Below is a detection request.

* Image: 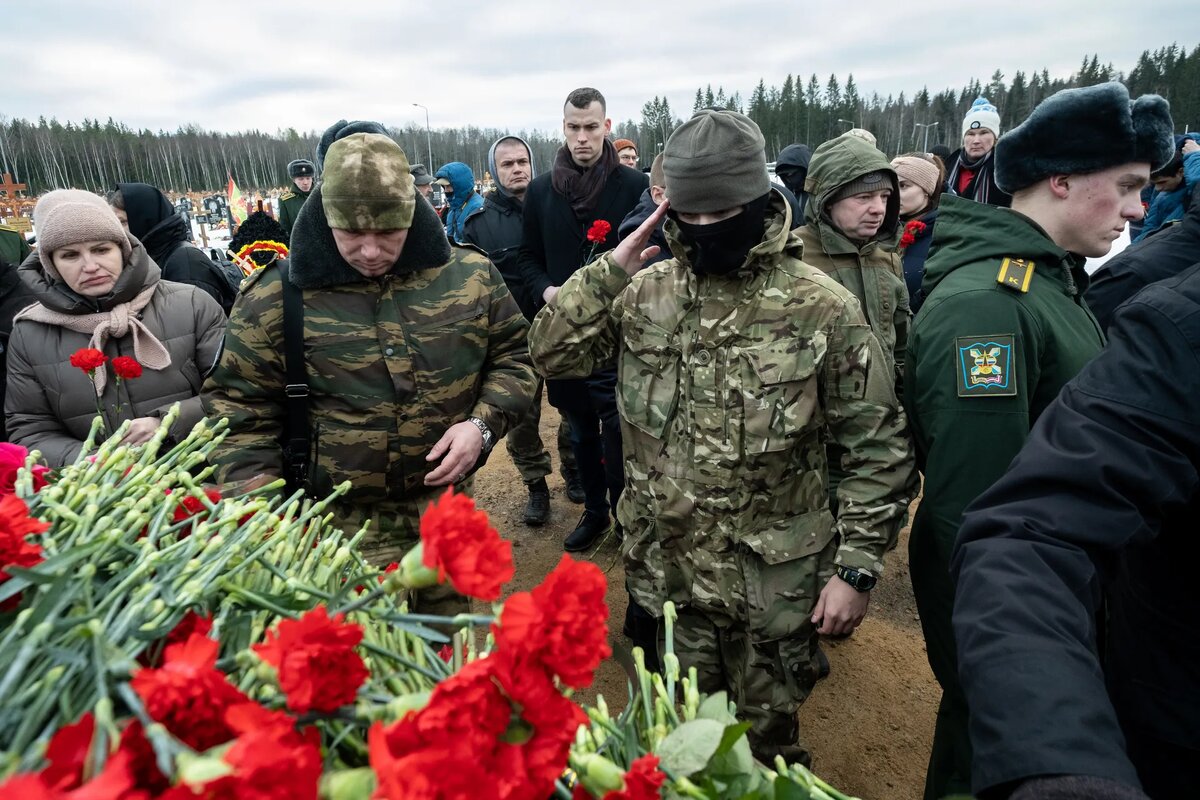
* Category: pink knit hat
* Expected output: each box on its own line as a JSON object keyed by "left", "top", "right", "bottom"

{"left": 891, "top": 156, "right": 942, "bottom": 199}
{"left": 33, "top": 189, "right": 133, "bottom": 275}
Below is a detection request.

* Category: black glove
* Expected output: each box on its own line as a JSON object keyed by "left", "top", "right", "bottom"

{"left": 1010, "top": 776, "right": 1149, "bottom": 800}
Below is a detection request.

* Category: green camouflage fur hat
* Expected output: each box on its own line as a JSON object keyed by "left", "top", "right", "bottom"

{"left": 321, "top": 133, "right": 416, "bottom": 230}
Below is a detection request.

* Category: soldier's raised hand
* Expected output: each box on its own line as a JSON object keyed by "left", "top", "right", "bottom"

{"left": 611, "top": 200, "right": 670, "bottom": 277}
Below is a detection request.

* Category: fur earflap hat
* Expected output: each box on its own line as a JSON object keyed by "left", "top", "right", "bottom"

{"left": 33, "top": 189, "right": 132, "bottom": 274}
{"left": 995, "top": 82, "right": 1174, "bottom": 193}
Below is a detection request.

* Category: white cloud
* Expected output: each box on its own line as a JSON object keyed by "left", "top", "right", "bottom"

{"left": 7, "top": 0, "right": 1197, "bottom": 137}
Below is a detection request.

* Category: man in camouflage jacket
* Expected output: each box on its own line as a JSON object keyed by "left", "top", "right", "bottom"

{"left": 203, "top": 125, "right": 537, "bottom": 575}
{"left": 530, "top": 111, "right": 916, "bottom": 765}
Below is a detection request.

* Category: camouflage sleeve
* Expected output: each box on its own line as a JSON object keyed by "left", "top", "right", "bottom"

{"left": 201, "top": 269, "right": 287, "bottom": 483}
{"left": 528, "top": 253, "right": 628, "bottom": 379}
{"left": 824, "top": 300, "right": 918, "bottom": 576}
{"left": 152, "top": 287, "right": 227, "bottom": 440}
{"left": 469, "top": 262, "right": 538, "bottom": 439}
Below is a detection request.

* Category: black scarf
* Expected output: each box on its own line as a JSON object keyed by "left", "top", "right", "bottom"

{"left": 947, "top": 149, "right": 997, "bottom": 205}
{"left": 669, "top": 194, "right": 771, "bottom": 276}
{"left": 551, "top": 139, "right": 619, "bottom": 222}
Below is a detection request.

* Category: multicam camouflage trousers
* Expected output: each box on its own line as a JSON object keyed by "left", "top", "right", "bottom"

{"left": 674, "top": 607, "right": 821, "bottom": 767}
{"left": 506, "top": 381, "right": 577, "bottom": 484}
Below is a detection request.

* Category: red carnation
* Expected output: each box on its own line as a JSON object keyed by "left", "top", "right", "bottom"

{"left": 494, "top": 555, "right": 611, "bottom": 688}
{"left": 69, "top": 348, "right": 108, "bottom": 374}
{"left": 130, "top": 632, "right": 250, "bottom": 751}
{"left": 0, "top": 774, "right": 59, "bottom": 798}
{"left": 586, "top": 219, "right": 612, "bottom": 244}
{"left": 253, "top": 605, "right": 368, "bottom": 714}
{"left": 140, "top": 611, "right": 214, "bottom": 667}
{"left": 0, "top": 443, "right": 50, "bottom": 495}
{"left": 419, "top": 488, "right": 514, "bottom": 601}
{"left": 111, "top": 356, "right": 143, "bottom": 380}
{"left": 496, "top": 658, "right": 588, "bottom": 796}
{"left": 182, "top": 704, "right": 321, "bottom": 800}
{"left": 38, "top": 712, "right": 94, "bottom": 791}
{"left": 606, "top": 755, "right": 668, "bottom": 800}
{"left": 0, "top": 493, "right": 50, "bottom": 610}
{"left": 899, "top": 219, "right": 927, "bottom": 251}
{"left": 171, "top": 488, "right": 224, "bottom": 524}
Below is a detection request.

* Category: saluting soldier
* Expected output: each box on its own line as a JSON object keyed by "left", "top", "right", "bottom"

{"left": 903, "top": 82, "right": 1175, "bottom": 800}
{"left": 531, "top": 110, "right": 916, "bottom": 766}
{"left": 277, "top": 158, "right": 316, "bottom": 237}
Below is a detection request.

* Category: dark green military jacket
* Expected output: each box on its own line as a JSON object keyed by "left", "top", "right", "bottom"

{"left": 905, "top": 195, "right": 1106, "bottom": 554}
{"left": 0, "top": 226, "right": 31, "bottom": 267}
{"left": 203, "top": 188, "right": 537, "bottom": 554}
{"left": 530, "top": 192, "right": 916, "bottom": 626}
{"left": 276, "top": 187, "right": 311, "bottom": 237}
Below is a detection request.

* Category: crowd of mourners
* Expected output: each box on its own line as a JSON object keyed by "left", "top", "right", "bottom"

{"left": 0, "top": 78, "right": 1197, "bottom": 800}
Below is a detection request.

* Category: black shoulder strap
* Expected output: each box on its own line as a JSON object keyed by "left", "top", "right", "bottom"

{"left": 279, "top": 263, "right": 310, "bottom": 493}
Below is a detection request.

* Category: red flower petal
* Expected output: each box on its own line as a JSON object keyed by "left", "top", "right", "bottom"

{"left": 419, "top": 488, "right": 514, "bottom": 601}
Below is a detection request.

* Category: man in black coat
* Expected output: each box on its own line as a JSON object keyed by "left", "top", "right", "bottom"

{"left": 952, "top": 261, "right": 1200, "bottom": 800}
{"left": 463, "top": 135, "right": 582, "bottom": 524}
{"left": 517, "top": 87, "right": 647, "bottom": 551}
{"left": 1086, "top": 182, "right": 1200, "bottom": 332}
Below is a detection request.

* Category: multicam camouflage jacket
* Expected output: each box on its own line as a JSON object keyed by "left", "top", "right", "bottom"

{"left": 203, "top": 189, "right": 537, "bottom": 557}
{"left": 529, "top": 191, "right": 917, "bottom": 625}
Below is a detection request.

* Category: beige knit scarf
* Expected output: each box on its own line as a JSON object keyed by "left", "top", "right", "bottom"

{"left": 14, "top": 284, "right": 172, "bottom": 395}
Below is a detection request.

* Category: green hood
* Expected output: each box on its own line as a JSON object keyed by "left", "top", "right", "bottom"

{"left": 923, "top": 195, "right": 1086, "bottom": 297}
{"left": 803, "top": 134, "right": 900, "bottom": 246}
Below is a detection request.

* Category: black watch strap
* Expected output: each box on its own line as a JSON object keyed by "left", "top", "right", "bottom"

{"left": 836, "top": 565, "right": 877, "bottom": 592}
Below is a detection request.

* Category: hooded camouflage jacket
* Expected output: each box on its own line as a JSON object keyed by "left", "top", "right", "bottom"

{"left": 799, "top": 135, "right": 908, "bottom": 388}
{"left": 529, "top": 191, "right": 916, "bottom": 625}
{"left": 203, "top": 188, "right": 537, "bottom": 552}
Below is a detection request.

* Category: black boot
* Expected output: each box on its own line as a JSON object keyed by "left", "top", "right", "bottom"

{"left": 561, "top": 464, "right": 586, "bottom": 505}
{"left": 522, "top": 478, "right": 550, "bottom": 527}
{"left": 564, "top": 511, "right": 609, "bottom": 552}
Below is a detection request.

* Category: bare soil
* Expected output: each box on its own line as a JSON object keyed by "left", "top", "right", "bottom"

{"left": 473, "top": 398, "right": 936, "bottom": 799}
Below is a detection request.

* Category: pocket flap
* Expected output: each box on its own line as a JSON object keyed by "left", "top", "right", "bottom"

{"left": 739, "top": 508, "right": 836, "bottom": 565}
{"left": 740, "top": 333, "right": 826, "bottom": 385}
{"left": 622, "top": 315, "right": 675, "bottom": 364}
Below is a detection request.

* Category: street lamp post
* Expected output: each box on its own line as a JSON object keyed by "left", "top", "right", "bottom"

{"left": 913, "top": 121, "right": 939, "bottom": 152}
{"left": 837, "top": 118, "right": 855, "bottom": 131}
{"left": 412, "top": 103, "right": 432, "bottom": 171}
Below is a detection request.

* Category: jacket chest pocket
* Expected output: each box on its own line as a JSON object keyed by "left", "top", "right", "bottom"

{"left": 406, "top": 305, "right": 488, "bottom": 414}
{"left": 739, "top": 334, "right": 825, "bottom": 454}
{"left": 617, "top": 320, "right": 679, "bottom": 439}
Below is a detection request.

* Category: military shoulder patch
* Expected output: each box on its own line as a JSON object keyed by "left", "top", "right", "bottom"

{"left": 956, "top": 334, "right": 1017, "bottom": 397}
{"left": 279, "top": 191, "right": 295, "bottom": 201}
{"left": 996, "top": 257, "right": 1034, "bottom": 293}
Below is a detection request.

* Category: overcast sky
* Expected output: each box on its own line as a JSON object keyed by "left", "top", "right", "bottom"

{"left": 7, "top": 1, "right": 1197, "bottom": 137}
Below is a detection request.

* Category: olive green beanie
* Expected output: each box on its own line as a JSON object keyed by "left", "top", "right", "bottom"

{"left": 663, "top": 110, "right": 769, "bottom": 213}
{"left": 321, "top": 133, "right": 416, "bottom": 230}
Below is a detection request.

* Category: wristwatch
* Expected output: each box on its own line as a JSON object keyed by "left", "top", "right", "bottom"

{"left": 466, "top": 416, "right": 496, "bottom": 453}
{"left": 836, "top": 566, "right": 877, "bottom": 592}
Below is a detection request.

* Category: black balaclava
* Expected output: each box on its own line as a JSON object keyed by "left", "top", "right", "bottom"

{"left": 669, "top": 193, "right": 771, "bottom": 276}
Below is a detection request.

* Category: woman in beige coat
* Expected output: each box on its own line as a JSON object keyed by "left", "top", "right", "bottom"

{"left": 6, "top": 190, "right": 226, "bottom": 466}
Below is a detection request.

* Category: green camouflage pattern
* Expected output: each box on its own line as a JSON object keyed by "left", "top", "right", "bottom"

{"left": 504, "top": 381, "right": 576, "bottom": 483}
{"left": 320, "top": 133, "right": 416, "bottom": 231}
{"left": 674, "top": 602, "right": 827, "bottom": 765}
{"left": 276, "top": 189, "right": 310, "bottom": 237}
{"left": 800, "top": 134, "right": 908, "bottom": 386}
{"left": 529, "top": 192, "right": 917, "bottom": 627}
{"left": 202, "top": 245, "right": 538, "bottom": 560}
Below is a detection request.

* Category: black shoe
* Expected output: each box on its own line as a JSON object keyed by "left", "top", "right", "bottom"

{"left": 564, "top": 512, "right": 609, "bottom": 552}
{"left": 561, "top": 465, "right": 586, "bottom": 505}
{"left": 522, "top": 479, "right": 550, "bottom": 527}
